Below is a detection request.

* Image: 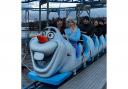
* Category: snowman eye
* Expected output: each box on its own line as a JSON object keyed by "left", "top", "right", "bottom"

{"left": 47, "top": 32, "right": 54, "bottom": 39}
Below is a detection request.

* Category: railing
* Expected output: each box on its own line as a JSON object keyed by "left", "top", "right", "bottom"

{"left": 22, "top": 30, "right": 40, "bottom": 39}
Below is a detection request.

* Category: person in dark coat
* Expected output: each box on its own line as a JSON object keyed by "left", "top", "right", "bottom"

{"left": 103, "top": 18, "right": 107, "bottom": 36}
{"left": 93, "top": 19, "right": 102, "bottom": 37}
{"left": 78, "top": 16, "right": 94, "bottom": 37}
{"left": 56, "top": 18, "right": 65, "bottom": 34}
{"left": 97, "top": 18, "right": 107, "bottom": 37}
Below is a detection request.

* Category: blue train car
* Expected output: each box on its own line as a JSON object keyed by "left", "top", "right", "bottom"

{"left": 28, "top": 27, "right": 106, "bottom": 86}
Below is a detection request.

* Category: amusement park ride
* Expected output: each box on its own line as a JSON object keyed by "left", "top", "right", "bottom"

{"left": 22, "top": 0, "right": 106, "bottom": 89}
{"left": 28, "top": 26, "right": 106, "bottom": 85}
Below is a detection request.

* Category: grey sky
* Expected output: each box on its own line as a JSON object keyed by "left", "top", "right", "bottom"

{"left": 22, "top": 2, "right": 106, "bottom": 22}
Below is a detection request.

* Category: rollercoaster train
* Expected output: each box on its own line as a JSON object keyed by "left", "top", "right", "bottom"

{"left": 28, "top": 26, "right": 106, "bottom": 86}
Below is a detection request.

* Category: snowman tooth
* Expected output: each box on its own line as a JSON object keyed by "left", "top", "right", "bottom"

{"left": 34, "top": 52, "right": 44, "bottom": 61}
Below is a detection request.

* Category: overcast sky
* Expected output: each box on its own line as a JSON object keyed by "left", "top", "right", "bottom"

{"left": 22, "top": 2, "right": 106, "bottom": 22}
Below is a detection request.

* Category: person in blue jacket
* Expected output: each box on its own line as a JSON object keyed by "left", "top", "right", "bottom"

{"left": 64, "top": 17, "right": 81, "bottom": 57}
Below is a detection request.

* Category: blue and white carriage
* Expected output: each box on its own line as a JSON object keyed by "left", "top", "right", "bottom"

{"left": 28, "top": 26, "right": 106, "bottom": 85}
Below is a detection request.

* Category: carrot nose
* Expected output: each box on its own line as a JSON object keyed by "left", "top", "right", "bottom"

{"left": 37, "top": 35, "right": 48, "bottom": 43}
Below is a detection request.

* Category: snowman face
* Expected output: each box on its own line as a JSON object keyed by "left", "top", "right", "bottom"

{"left": 30, "top": 27, "right": 66, "bottom": 77}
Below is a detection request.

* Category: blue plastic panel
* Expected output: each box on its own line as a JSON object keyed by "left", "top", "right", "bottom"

{"left": 28, "top": 71, "right": 72, "bottom": 85}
